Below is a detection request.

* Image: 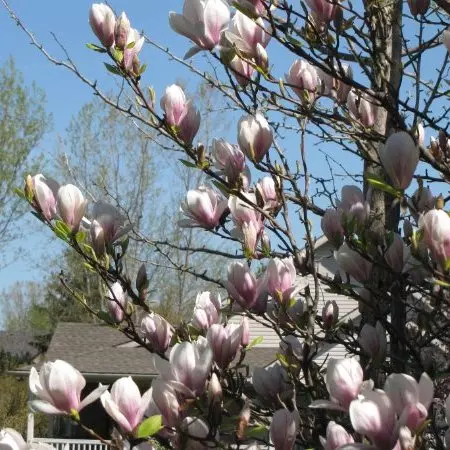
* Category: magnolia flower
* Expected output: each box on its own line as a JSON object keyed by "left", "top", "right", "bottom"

{"left": 178, "top": 101, "right": 201, "bottom": 144}
{"left": 91, "top": 202, "right": 129, "bottom": 248}
{"left": 378, "top": 131, "right": 419, "bottom": 190}
{"left": 232, "top": 0, "right": 266, "bottom": 17}
{"left": 321, "top": 209, "right": 344, "bottom": 249}
{"left": 253, "top": 363, "right": 290, "bottom": 401}
{"left": 444, "top": 29, "right": 450, "bottom": 54}
{"left": 310, "top": 358, "right": 365, "bottom": 411}
{"left": 123, "top": 28, "right": 145, "bottom": 72}
{"left": 29, "top": 360, "right": 106, "bottom": 415}
{"left": 279, "top": 335, "right": 303, "bottom": 362}
{"left": 305, "top": 0, "right": 339, "bottom": 23}
{"left": 229, "top": 193, "right": 264, "bottom": 257}
{"left": 141, "top": 313, "right": 173, "bottom": 353}
{"left": 407, "top": 0, "right": 430, "bottom": 15}
{"left": 384, "top": 372, "right": 434, "bottom": 432}
{"left": 151, "top": 379, "right": 180, "bottom": 427}
{"left": 241, "top": 316, "right": 250, "bottom": 347}
{"left": 179, "top": 185, "right": 228, "bottom": 229}
{"left": 320, "top": 421, "right": 354, "bottom": 450}
{"left": 31, "top": 174, "right": 59, "bottom": 221}
{"left": 211, "top": 138, "right": 246, "bottom": 184}
{"left": 224, "top": 11, "right": 270, "bottom": 58}
{"left": 226, "top": 262, "right": 267, "bottom": 310}
{"left": 238, "top": 112, "right": 273, "bottom": 163}
{"left": 286, "top": 59, "right": 319, "bottom": 100}
{"left": 169, "top": 0, "right": 230, "bottom": 59}
{"left": 385, "top": 233, "right": 406, "bottom": 273}
{"left": 359, "top": 322, "right": 387, "bottom": 367}
{"left": 338, "top": 185, "right": 370, "bottom": 226}
{"left": 420, "top": 209, "right": 450, "bottom": 267}
{"left": 409, "top": 186, "right": 434, "bottom": 220}
{"left": 322, "top": 300, "right": 339, "bottom": 330}
{"left": 349, "top": 390, "right": 398, "bottom": 449}
{"left": 0, "top": 428, "right": 27, "bottom": 450}
{"left": 270, "top": 409, "right": 299, "bottom": 450}
{"left": 347, "top": 90, "right": 377, "bottom": 128}
{"left": 317, "top": 64, "right": 353, "bottom": 103}
{"left": 56, "top": 184, "right": 88, "bottom": 232}
{"left": 114, "top": 12, "right": 130, "bottom": 50}
{"left": 264, "top": 257, "right": 297, "bottom": 305}
{"left": 335, "top": 243, "right": 373, "bottom": 283}
{"left": 107, "top": 282, "right": 129, "bottom": 322}
{"left": 228, "top": 54, "right": 255, "bottom": 86}
{"left": 89, "top": 3, "right": 115, "bottom": 48}
{"left": 207, "top": 323, "right": 243, "bottom": 369}
{"left": 160, "top": 84, "right": 188, "bottom": 127}
{"left": 157, "top": 337, "right": 213, "bottom": 397}
{"left": 101, "top": 377, "right": 152, "bottom": 433}
{"left": 192, "top": 291, "right": 221, "bottom": 330}
{"left": 256, "top": 177, "right": 279, "bottom": 211}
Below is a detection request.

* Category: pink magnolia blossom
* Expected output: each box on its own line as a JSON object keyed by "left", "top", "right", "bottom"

{"left": 229, "top": 193, "right": 264, "bottom": 257}
{"left": 347, "top": 90, "right": 377, "bottom": 128}
{"left": 310, "top": 358, "right": 365, "bottom": 411}
{"left": 156, "top": 337, "right": 213, "bottom": 397}
{"left": 253, "top": 363, "right": 290, "bottom": 400}
{"left": 160, "top": 84, "right": 188, "bottom": 127}
{"left": 379, "top": 131, "right": 419, "bottom": 190}
{"left": 141, "top": 313, "right": 173, "bottom": 354}
{"left": 335, "top": 243, "right": 373, "bottom": 283}
{"left": 349, "top": 390, "right": 398, "bottom": 449}
{"left": 89, "top": 3, "right": 115, "bottom": 48}
{"left": 192, "top": 291, "right": 221, "bottom": 330}
{"left": 409, "top": 186, "right": 434, "bottom": 220}
{"left": 384, "top": 372, "right": 434, "bottom": 432}
{"left": 91, "top": 202, "right": 130, "bottom": 248}
{"left": 169, "top": 0, "right": 230, "bottom": 59}
{"left": 359, "top": 322, "right": 387, "bottom": 367}
{"left": 31, "top": 174, "right": 59, "bottom": 221}
{"left": 279, "top": 335, "right": 303, "bottom": 361}
{"left": 305, "top": 0, "right": 339, "bottom": 23}
{"left": 256, "top": 176, "right": 279, "bottom": 211}
{"left": 211, "top": 138, "right": 246, "bottom": 184}
{"left": 270, "top": 409, "right": 299, "bottom": 450}
{"left": 178, "top": 101, "right": 201, "bottom": 144}
{"left": 29, "top": 360, "right": 106, "bottom": 415}
{"left": 56, "top": 184, "right": 88, "bottom": 232}
{"left": 322, "top": 300, "right": 339, "bottom": 330}
{"left": 232, "top": 0, "right": 266, "bottom": 17}
{"left": 385, "top": 233, "right": 407, "bottom": 273}
{"left": 180, "top": 185, "right": 228, "bottom": 229}
{"left": 407, "top": 0, "right": 430, "bottom": 15}
{"left": 207, "top": 323, "right": 243, "bottom": 369}
{"left": 101, "top": 377, "right": 152, "bottom": 433}
{"left": 420, "top": 209, "right": 450, "bottom": 267}
{"left": 241, "top": 316, "right": 250, "bottom": 347}
{"left": 228, "top": 54, "right": 255, "bottom": 86}
{"left": 286, "top": 59, "right": 319, "bottom": 100}
{"left": 238, "top": 112, "right": 273, "bottom": 163}
{"left": 264, "top": 257, "right": 297, "bottom": 305}
{"left": 318, "top": 64, "right": 353, "bottom": 103}
{"left": 179, "top": 416, "right": 210, "bottom": 449}
{"left": 151, "top": 379, "right": 180, "bottom": 427}
{"left": 114, "top": 12, "right": 130, "bottom": 50}
{"left": 0, "top": 428, "right": 27, "bottom": 450}
{"left": 319, "top": 421, "right": 354, "bottom": 450}
{"left": 321, "top": 209, "right": 344, "bottom": 249}
{"left": 107, "top": 282, "right": 129, "bottom": 323}
{"left": 338, "top": 185, "right": 370, "bottom": 226}
{"left": 225, "top": 11, "right": 270, "bottom": 58}
{"left": 226, "top": 262, "right": 267, "bottom": 310}
{"left": 123, "top": 28, "right": 145, "bottom": 72}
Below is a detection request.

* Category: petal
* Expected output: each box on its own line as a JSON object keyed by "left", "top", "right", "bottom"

{"left": 100, "top": 392, "right": 132, "bottom": 433}
{"left": 309, "top": 399, "right": 345, "bottom": 411}
{"left": 79, "top": 384, "right": 109, "bottom": 411}
{"left": 418, "top": 372, "right": 434, "bottom": 409}
{"left": 29, "top": 400, "right": 66, "bottom": 415}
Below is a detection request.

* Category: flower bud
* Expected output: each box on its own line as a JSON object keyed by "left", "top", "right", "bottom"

{"left": 56, "top": 184, "right": 87, "bottom": 232}
{"left": 270, "top": 409, "right": 299, "bottom": 450}
{"left": 359, "top": 321, "right": 387, "bottom": 366}
{"left": 321, "top": 209, "right": 344, "bottom": 249}
{"left": 322, "top": 300, "right": 338, "bottom": 330}
{"left": 379, "top": 131, "right": 419, "bottom": 190}
{"left": 256, "top": 43, "right": 268, "bottom": 71}
{"left": 256, "top": 176, "right": 279, "bottom": 211}
{"left": 347, "top": 90, "right": 377, "bottom": 128}
{"left": 135, "top": 263, "right": 149, "bottom": 296}
{"left": 90, "top": 219, "right": 106, "bottom": 257}
{"left": 160, "top": 84, "right": 188, "bottom": 128}
{"left": 261, "top": 231, "right": 271, "bottom": 254}
{"left": 179, "top": 101, "right": 201, "bottom": 145}
{"left": 407, "top": 0, "right": 430, "bottom": 16}
{"left": 286, "top": 59, "right": 319, "bottom": 100}
{"left": 264, "top": 257, "right": 297, "bottom": 305}
{"left": 141, "top": 313, "right": 172, "bottom": 354}
{"left": 107, "top": 282, "right": 129, "bottom": 323}
{"left": 305, "top": 0, "right": 338, "bottom": 23}
{"left": 89, "top": 3, "right": 116, "bottom": 48}
{"left": 192, "top": 291, "right": 221, "bottom": 330}
{"left": 208, "top": 373, "right": 222, "bottom": 405}
{"left": 236, "top": 401, "right": 251, "bottom": 440}
{"left": 114, "top": 12, "right": 130, "bottom": 50}
{"left": 211, "top": 138, "right": 246, "bottom": 184}
{"left": 420, "top": 208, "right": 450, "bottom": 267}
{"left": 31, "top": 174, "right": 59, "bottom": 221}
{"left": 207, "top": 323, "right": 243, "bottom": 369}
{"left": 238, "top": 112, "right": 273, "bottom": 163}
{"left": 335, "top": 243, "right": 372, "bottom": 283}
{"left": 241, "top": 316, "right": 250, "bottom": 347}
{"left": 319, "top": 421, "right": 354, "bottom": 450}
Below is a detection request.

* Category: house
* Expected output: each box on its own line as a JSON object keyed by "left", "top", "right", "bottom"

{"left": 10, "top": 237, "right": 359, "bottom": 449}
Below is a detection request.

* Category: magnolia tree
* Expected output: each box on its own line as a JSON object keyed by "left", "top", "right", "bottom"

{"left": 2, "top": 0, "right": 450, "bottom": 448}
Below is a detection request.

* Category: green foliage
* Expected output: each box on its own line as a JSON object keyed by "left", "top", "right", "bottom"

{"left": 0, "top": 56, "right": 51, "bottom": 249}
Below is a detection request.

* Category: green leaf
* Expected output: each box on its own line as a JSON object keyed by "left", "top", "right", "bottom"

{"left": 75, "top": 231, "right": 86, "bottom": 243}
{"left": 276, "top": 352, "right": 289, "bottom": 367}
{"left": 53, "top": 220, "right": 71, "bottom": 241}
{"left": 104, "top": 63, "right": 123, "bottom": 76}
{"left": 126, "top": 40, "right": 136, "bottom": 49}
{"left": 86, "top": 43, "right": 107, "bottom": 53}
{"left": 212, "top": 180, "right": 229, "bottom": 196}
{"left": 138, "top": 64, "right": 148, "bottom": 76}
{"left": 83, "top": 262, "right": 95, "bottom": 272}
{"left": 246, "top": 424, "right": 268, "bottom": 438}
{"left": 365, "top": 173, "right": 402, "bottom": 198}
{"left": 13, "top": 187, "right": 27, "bottom": 200}
{"left": 178, "top": 159, "right": 197, "bottom": 168}
{"left": 136, "top": 415, "right": 163, "bottom": 438}
{"left": 246, "top": 336, "right": 263, "bottom": 350}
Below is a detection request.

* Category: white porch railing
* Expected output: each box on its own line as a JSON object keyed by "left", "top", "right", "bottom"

{"left": 31, "top": 438, "right": 108, "bottom": 450}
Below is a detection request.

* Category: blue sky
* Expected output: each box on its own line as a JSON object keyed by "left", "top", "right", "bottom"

{"left": 0, "top": 1, "right": 446, "bottom": 295}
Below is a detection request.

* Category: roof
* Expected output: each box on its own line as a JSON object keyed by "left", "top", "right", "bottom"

{"left": 0, "top": 330, "right": 44, "bottom": 360}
